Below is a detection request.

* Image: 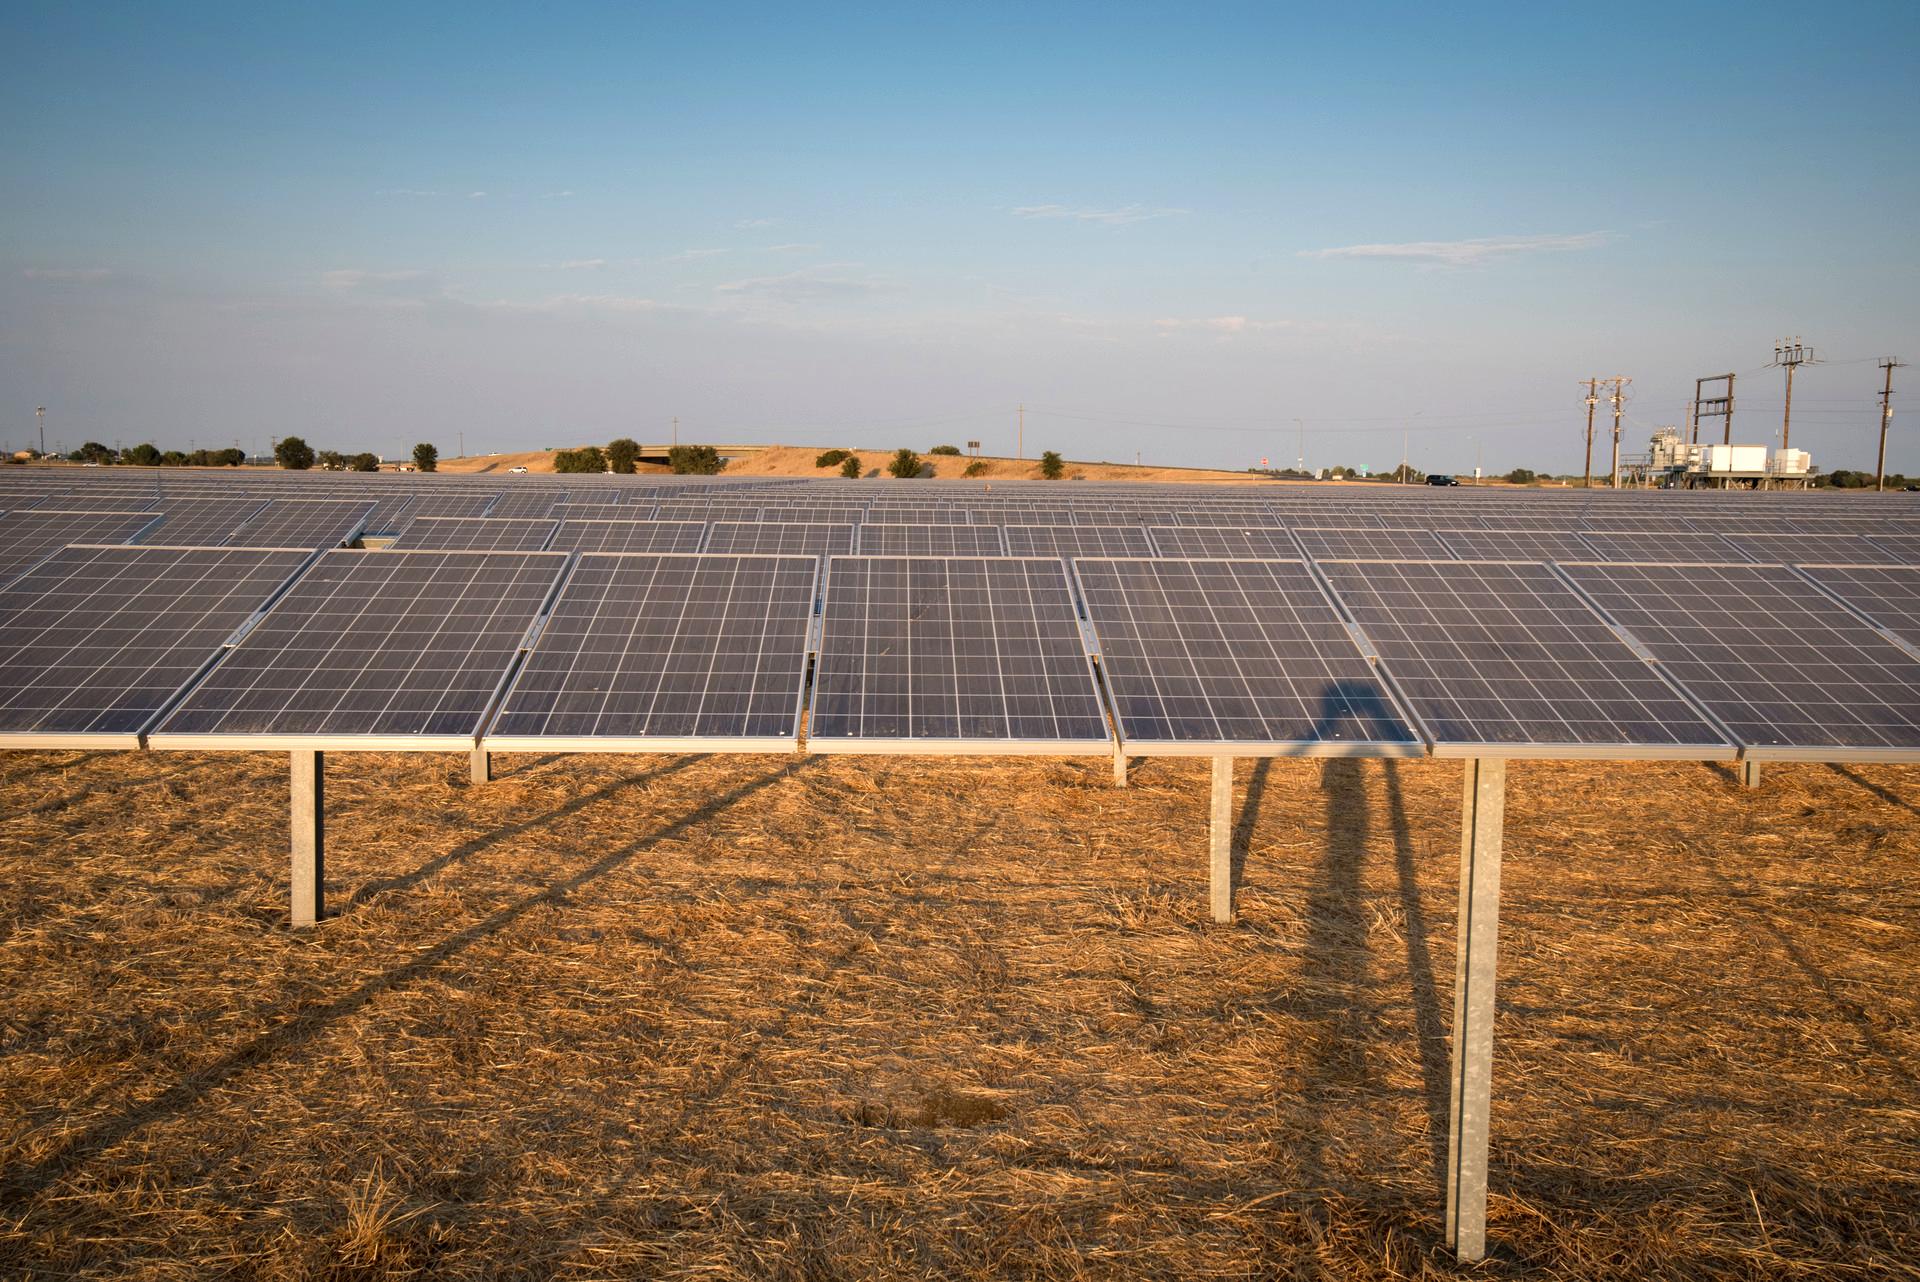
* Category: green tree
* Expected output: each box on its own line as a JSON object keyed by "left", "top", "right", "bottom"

{"left": 929, "top": 444, "right": 961, "bottom": 456}
{"left": 77, "top": 441, "right": 115, "bottom": 464}
{"left": 412, "top": 442, "right": 438, "bottom": 473}
{"left": 839, "top": 455, "right": 863, "bottom": 479}
{"left": 888, "top": 448, "right": 923, "bottom": 479}
{"left": 605, "top": 438, "right": 641, "bottom": 474}
{"left": 316, "top": 450, "right": 345, "bottom": 470}
{"left": 816, "top": 448, "right": 853, "bottom": 468}
{"left": 161, "top": 450, "right": 188, "bottom": 466}
{"left": 1504, "top": 467, "right": 1536, "bottom": 485}
{"left": 349, "top": 452, "right": 380, "bottom": 472}
{"left": 122, "top": 442, "right": 161, "bottom": 466}
{"left": 1039, "top": 450, "right": 1065, "bottom": 480}
{"left": 963, "top": 459, "right": 989, "bottom": 478}
{"left": 668, "top": 444, "right": 724, "bottom": 475}
{"left": 215, "top": 447, "right": 246, "bottom": 466}
{"left": 554, "top": 446, "right": 608, "bottom": 474}
{"left": 275, "top": 436, "right": 316, "bottom": 470}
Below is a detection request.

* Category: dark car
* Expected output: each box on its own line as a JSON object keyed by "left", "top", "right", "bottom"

{"left": 1425, "top": 474, "right": 1460, "bottom": 486}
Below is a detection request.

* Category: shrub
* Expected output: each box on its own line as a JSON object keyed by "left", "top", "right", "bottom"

{"left": 275, "top": 436, "right": 316, "bottom": 470}
{"left": 349, "top": 452, "right": 380, "bottom": 472}
{"left": 816, "top": 448, "right": 853, "bottom": 468}
{"left": 123, "top": 442, "right": 161, "bottom": 467}
{"left": 605, "top": 438, "right": 640, "bottom": 475}
{"left": 887, "top": 448, "right": 922, "bottom": 479}
{"left": 668, "top": 444, "right": 724, "bottom": 475}
{"left": 929, "top": 444, "right": 961, "bottom": 456}
{"left": 161, "top": 450, "right": 188, "bottom": 466}
{"left": 77, "top": 441, "right": 115, "bottom": 464}
{"left": 1504, "top": 467, "right": 1536, "bottom": 485}
{"left": 963, "top": 460, "right": 989, "bottom": 478}
{"left": 1039, "top": 450, "right": 1065, "bottom": 480}
{"left": 553, "top": 446, "right": 608, "bottom": 474}
{"left": 839, "top": 455, "right": 863, "bottom": 479}
{"left": 413, "top": 442, "right": 438, "bottom": 473}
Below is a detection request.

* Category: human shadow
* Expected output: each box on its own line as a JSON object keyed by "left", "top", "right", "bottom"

{"left": 0, "top": 757, "right": 811, "bottom": 1209}
{"left": 1228, "top": 758, "right": 1272, "bottom": 890}
{"left": 1381, "top": 759, "right": 1452, "bottom": 1188}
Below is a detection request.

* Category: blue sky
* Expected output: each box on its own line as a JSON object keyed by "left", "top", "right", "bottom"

{"left": 3, "top": 1, "right": 1916, "bottom": 473}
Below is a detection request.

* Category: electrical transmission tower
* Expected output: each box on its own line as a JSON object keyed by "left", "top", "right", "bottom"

{"left": 1769, "top": 338, "right": 1817, "bottom": 452}
{"left": 1879, "top": 358, "right": 1907, "bottom": 492}
{"left": 1691, "top": 373, "right": 1735, "bottom": 445}
{"left": 1580, "top": 379, "right": 1599, "bottom": 488}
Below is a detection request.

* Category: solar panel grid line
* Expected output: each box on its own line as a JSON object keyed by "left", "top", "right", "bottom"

{"left": 387, "top": 516, "right": 561, "bottom": 552}
{"left": 1292, "top": 527, "right": 1458, "bottom": 562}
{"left": 1071, "top": 557, "right": 1422, "bottom": 757}
{"left": 1315, "top": 558, "right": 1735, "bottom": 761}
{"left": 1784, "top": 565, "right": 1920, "bottom": 662}
{"left": 0, "top": 510, "right": 167, "bottom": 588}
{"left": 484, "top": 553, "right": 817, "bottom": 751}
{"left": 1554, "top": 561, "right": 1920, "bottom": 762}
{"left": 0, "top": 545, "right": 320, "bottom": 748}
{"left": 149, "top": 549, "right": 569, "bottom": 750}
{"left": 808, "top": 556, "right": 1112, "bottom": 754}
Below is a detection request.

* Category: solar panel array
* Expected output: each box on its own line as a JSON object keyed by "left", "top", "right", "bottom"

{"left": 4, "top": 464, "right": 1918, "bottom": 762}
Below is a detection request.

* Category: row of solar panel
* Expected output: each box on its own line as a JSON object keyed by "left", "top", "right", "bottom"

{"left": 3, "top": 546, "right": 1917, "bottom": 762}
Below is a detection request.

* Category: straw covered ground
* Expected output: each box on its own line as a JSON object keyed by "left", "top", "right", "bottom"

{"left": 1, "top": 749, "right": 1916, "bottom": 1280}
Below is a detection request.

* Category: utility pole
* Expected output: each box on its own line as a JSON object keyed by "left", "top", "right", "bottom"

{"left": 36, "top": 406, "right": 46, "bottom": 458}
{"left": 672, "top": 416, "right": 679, "bottom": 448}
{"left": 1581, "top": 380, "right": 1598, "bottom": 488}
{"left": 1017, "top": 403, "right": 1024, "bottom": 461}
{"left": 1878, "top": 359, "right": 1906, "bottom": 492}
{"left": 1770, "top": 338, "right": 1815, "bottom": 453}
{"left": 1607, "top": 377, "right": 1630, "bottom": 489}
{"left": 1401, "top": 429, "right": 1409, "bottom": 485}
{"left": 1295, "top": 418, "right": 1305, "bottom": 474}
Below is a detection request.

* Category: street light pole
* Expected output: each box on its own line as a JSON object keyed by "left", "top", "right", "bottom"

{"left": 36, "top": 406, "right": 45, "bottom": 458}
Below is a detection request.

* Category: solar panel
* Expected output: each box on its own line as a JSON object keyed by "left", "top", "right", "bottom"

{"left": 483, "top": 490, "right": 569, "bottom": 520}
{"left": 701, "top": 521, "right": 855, "bottom": 557}
{"left": 1795, "top": 565, "right": 1920, "bottom": 651}
{"left": 856, "top": 524, "right": 1007, "bottom": 556}
{"left": 0, "top": 545, "right": 314, "bottom": 747}
{"left": 1172, "top": 507, "right": 1284, "bottom": 527}
{"left": 1576, "top": 531, "right": 1754, "bottom": 564}
{"left": 1074, "top": 558, "right": 1420, "bottom": 755}
{"left": 485, "top": 553, "right": 816, "bottom": 750}
{"left": 1734, "top": 533, "right": 1905, "bottom": 565}
{"left": 809, "top": 557, "right": 1111, "bottom": 752}
{"left": 224, "top": 499, "right": 374, "bottom": 549}
{"left": 388, "top": 517, "right": 559, "bottom": 551}
{"left": 1434, "top": 529, "right": 1595, "bottom": 561}
{"left": 1002, "top": 525, "right": 1155, "bottom": 558}
{"left": 1293, "top": 527, "right": 1455, "bottom": 561}
{"left": 549, "top": 520, "right": 708, "bottom": 553}
{"left": 1869, "top": 535, "right": 1920, "bottom": 565}
{"left": 360, "top": 492, "right": 420, "bottom": 535}
{"left": 149, "top": 549, "right": 566, "bottom": 749}
{"left": 0, "top": 510, "right": 163, "bottom": 586}
{"left": 399, "top": 492, "right": 499, "bottom": 521}
{"left": 553, "top": 502, "right": 661, "bottom": 522}
{"left": 1145, "top": 526, "right": 1294, "bottom": 558}
{"left": 133, "top": 497, "right": 271, "bottom": 547}
{"left": 1316, "top": 560, "right": 1731, "bottom": 759}
{"left": 1559, "top": 562, "right": 1920, "bottom": 761}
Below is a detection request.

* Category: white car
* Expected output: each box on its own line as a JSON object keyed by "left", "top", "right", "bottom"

{"left": 507, "top": 465, "right": 529, "bottom": 473}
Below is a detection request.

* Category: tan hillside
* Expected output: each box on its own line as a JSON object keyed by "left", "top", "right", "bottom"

{"left": 437, "top": 445, "right": 1266, "bottom": 483}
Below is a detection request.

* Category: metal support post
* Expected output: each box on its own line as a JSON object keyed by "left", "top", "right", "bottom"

{"left": 1743, "top": 760, "right": 1761, "bottom": 789}
{"left": 1209, "top": 755, "right": 1234, "bottom": 923}
{"left": 1446, "top": 757, "right": 1505, "bottom": 1262}
{"left": 471, "top": 748, "right": 491, "bottom": 785}
{"left": 291, "top": 750, "right": 325, "bottom": 927}
{"left": 1112, "top": 750, "right": 1128, "bottom": 788}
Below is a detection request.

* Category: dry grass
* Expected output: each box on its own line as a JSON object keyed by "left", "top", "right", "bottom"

{"left": 1, "top": 749, "right": 1916, "bottom": 1280}
{"left": 434, "top": 445, "right": 1268, "bottom": 483}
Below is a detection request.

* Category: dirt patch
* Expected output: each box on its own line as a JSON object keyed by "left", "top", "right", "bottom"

{"left": 1, "top": 750, "right": 1916, "bottom": 1278}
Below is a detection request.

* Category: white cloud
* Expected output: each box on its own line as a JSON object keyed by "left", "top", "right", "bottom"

{"left": 321, "top": 268, "right": 445, "bottom": 303}
{"left": 495, "top": 293, "right": 669, "bottom": 313}
{"left": 466, "top": 191, "right": 488, "bottom": 199}
{"left": 1012, "top": 204, "right": 1189, "bottom": 225}
{"left": 734, "top": 217, "right": 777, "bottom": 229}
{"left": 1153, "top": 315, "right": 1291, "bottom": 336}
{"left": 1301, "top": 231, "right": 1616, "bottom": 267}
{"left": 715, "top": 263, "right": 886, "bottom": 303}
{"left": 539, "top": 190, "right": 576, "bottom": 199}
{"left": 23, "top": 267, "right": 112, "bottom": 283}
{"left": 764, "top": 242, "right": 820, "bottom": 253}
{"left": 666, "top": 247, "right": 729, "bottom": 262}
{"left": 556, "top": 258, "right": 609, "bottom": 271}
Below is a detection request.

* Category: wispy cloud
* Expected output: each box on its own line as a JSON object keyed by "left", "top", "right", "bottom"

{"left": 666, "top": 247, "right": 729, "bottom": 263}
{"left": 321, "top": 268, "right": 445, "bottom": 303}
{"left": 1153, "top": 315, "right": 1295, "bottom": 336}
{"left": 556, "top": 258, "right": 609, "bottom": 271}
{"left": 539, "top": 189, "right": 576, "bottom": 199}
{"left": 466, "top": 191, "right": 488, "bottom": 199}
{"left": 764, "top": 242, "right": 819, "bottom": 253}
{"left": 377, "top": 187, "right": 443, "bottom": 198}
{"left": 23, "top": 267, "right": 113, "bottom": 283}
{"left": 1301, "top": 231, "right": 1616, "bottom": 267}
{"left": 715, "top": 262, "right": 887, "bottom": 303}
{"left": 734, "top": 217, "right": 776, "bottom": 229}
{"left": 1012, "top": 203, "right": 1189, "bottom": 225}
